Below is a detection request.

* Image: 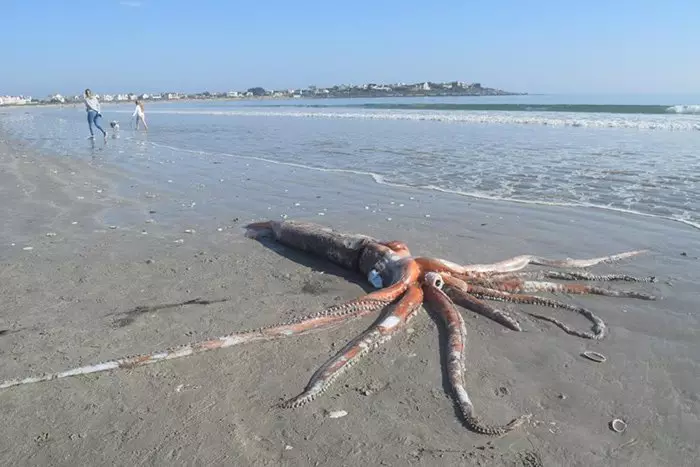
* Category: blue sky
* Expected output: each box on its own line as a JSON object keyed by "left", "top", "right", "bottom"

{"left": 2, "top": 0, "right": 698, "bottom": 96}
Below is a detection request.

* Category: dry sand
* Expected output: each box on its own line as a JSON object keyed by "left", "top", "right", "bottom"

{"left": 0, "top": 136, "right": 698, "bottom": 466}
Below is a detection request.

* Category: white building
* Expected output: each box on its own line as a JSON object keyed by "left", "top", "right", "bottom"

{"left": 0, "top": 96, "right": 30, "bottom": 105}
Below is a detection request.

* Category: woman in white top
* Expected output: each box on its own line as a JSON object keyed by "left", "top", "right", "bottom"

{"left": 132, "top": 100, "right": 148, "bottom": 131}
{"left": 84, "top": 88, "right": 107, "bottom": 139}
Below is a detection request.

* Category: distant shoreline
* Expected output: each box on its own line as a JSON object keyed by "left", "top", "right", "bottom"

{"left": 1, "top": 87, "right": 526, "bottom": 109}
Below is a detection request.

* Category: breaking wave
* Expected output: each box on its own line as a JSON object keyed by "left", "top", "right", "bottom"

{"left": 127, "top": 108, "right": 700, "bottom": 132}
{"left": 665, "top": 104, "right": 700, "bottom": 114}
{"left": 260, "top": 102, "right": 700, "bottom": 115}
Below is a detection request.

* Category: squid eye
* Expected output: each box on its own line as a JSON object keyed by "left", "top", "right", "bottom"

{"left": 367, "top": 269, "right": 384, "bottom": 289}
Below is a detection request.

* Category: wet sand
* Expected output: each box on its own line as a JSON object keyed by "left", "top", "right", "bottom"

{"left": 0, "top": 135, "right": 698, "bottom": 466}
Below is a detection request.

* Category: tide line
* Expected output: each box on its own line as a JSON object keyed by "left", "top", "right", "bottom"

{"left": 146, "top": 141, "right": 700, "bottom": 231}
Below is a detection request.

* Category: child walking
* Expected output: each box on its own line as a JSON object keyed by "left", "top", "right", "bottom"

{"left": 133, "top": 100, "right": 148, "bottom": 131}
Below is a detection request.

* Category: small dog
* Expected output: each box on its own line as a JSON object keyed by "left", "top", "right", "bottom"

{"left": 109, "top": 121, "right": 120, "bottom": 139}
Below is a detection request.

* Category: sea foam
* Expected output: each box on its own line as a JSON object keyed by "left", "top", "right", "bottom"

{"left": 127, "top": 108, "right": 700, "bottom": 132}
{"left": 665, "top": 104, "right": 700, "bottom": 114}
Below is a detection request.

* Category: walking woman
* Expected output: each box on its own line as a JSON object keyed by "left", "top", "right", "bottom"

{"left": 84, "top": 89, "right": 107, "bottom": 139}
{"left": 132, "top": 100, "right": 148, "bottom": 131}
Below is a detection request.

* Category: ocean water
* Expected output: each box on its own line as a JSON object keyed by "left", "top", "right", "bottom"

{"left": 1, "top": 94, "right": 699, "bottom": 230}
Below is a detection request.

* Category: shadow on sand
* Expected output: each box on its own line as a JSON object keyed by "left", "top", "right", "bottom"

{"left": 111, "top": 232, "right": 375, "bottom": 328}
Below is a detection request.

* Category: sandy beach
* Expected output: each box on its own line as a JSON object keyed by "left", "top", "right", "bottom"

{"left": 0, "top": 132, "right": 699, "bottom": 466}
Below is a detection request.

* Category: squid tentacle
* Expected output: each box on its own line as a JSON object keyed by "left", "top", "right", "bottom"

{"left": 441, "top": 275, "right": 522, "bottom": 332}
{"left": 423, "top": 272, "right": 530, "bottom": 436}
{"left": 0, "top": 288, "right": 407, "bottom": 390}
{"left": 466, "top": 285, "right": 606, "bottom": 340}
{"left": 459, "top": 250, "right": 649, "bottom": 273}
{"left": 486, "top": 270, "right": 656, "bottom": 283}
{"left": 281, "top": 285, "right": 424, "bottom": 409}
{"left": 480, "top": 279, "right": 656, "bottom": 300}
{"left": 416, "top": 250, "right": 648, "bottom": 276}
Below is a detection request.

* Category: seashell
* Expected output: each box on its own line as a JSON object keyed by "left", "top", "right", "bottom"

{"left": 610, "top": 418, "right": 627, "bottom": 433}
{"left": 581, "top": 351, "right": 607, "bottom": 363}
{"left": 327, "top": 410, "right": 348, "bottom": 419}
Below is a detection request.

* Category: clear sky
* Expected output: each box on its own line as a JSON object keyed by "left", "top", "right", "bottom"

{"left": 2, "top": 0, "right": 698, "bottom": 97}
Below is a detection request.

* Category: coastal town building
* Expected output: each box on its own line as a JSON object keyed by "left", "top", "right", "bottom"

{"left": 0, "top": 81, "right": 522, "bottom": 106}
{"left": 0, "top": 95, "right": 31, "bottom": 105}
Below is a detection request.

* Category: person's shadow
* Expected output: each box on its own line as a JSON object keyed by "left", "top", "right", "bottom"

{"left": 89, "top": 137, "right": 97, "bottom": 159}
